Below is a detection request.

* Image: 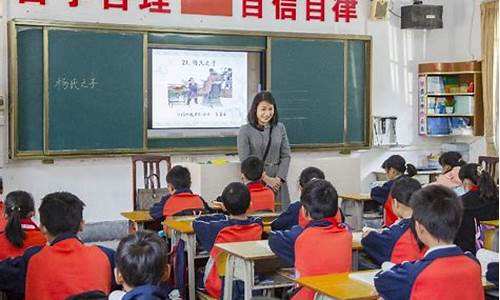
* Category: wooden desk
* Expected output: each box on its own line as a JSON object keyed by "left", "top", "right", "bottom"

{"left": 120, "top": 210, "right": 279, "bottom": 233}
{"left": 482, "top": 220, "right": 499, "bottom": 227}
{"left": 297, "top": 271, "right": 495, "bottom": 300}
{"left": 164, "top": 216, "right": 273, "bottom": 235}
{"left": 481, "top": 220, "right": 499, "bottom": 252}
{"left": 339, "top": 193, "right": 373, "bottom": 231}
{"left": 163, "top": 217, "right": 202, "bottom": 300}
{"left": 216, "top": 238, "right": 364, "bottom": 300}
{"left": 216, "top": 240, "right": 293, "bottom": 300}
{"left": 163, "top": 214, "right": 277, "bottom": 300}
{"left": 120, "top": 210, "right": 153, "bottom": 232}
{"left": 298, "top": 271, "right": 378, "bottom": 300}
{"left": 252, "top": 212, "right": 279, "bottom": 225}
{"left": 120, "top": 210, "right": 153, "bottom": 222}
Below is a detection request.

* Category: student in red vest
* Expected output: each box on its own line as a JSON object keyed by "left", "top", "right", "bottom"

{"left": 362, "top": 177, "right": 427, "bottom": 265}
{"left": 271, "top": 167, "right": 344, "bottom": 231}
{"left": 149, "top": 165, "right": 209, "bottom": 221}
{"left": 375, "top": 185, "right": 484, "bottom": 300}
{"left": 371, "top": 155, "right": 417, "bottom": 227}
{"left": 107, "top": 231, "right": 171, "bottom": 300}
{"left": 269, "top": 179, "right": 352, "bottom": 300}
{"left": 0, "top": 191, "right": 47, "bottom": 261}
{"left": 0, "top": 192, "right": 116, "bottom": 300}
{"left": 193, "top": 182, "right": 263, "bottom": 299}
{"left": 241, "top": 156, "right": 275, "bottom": 213}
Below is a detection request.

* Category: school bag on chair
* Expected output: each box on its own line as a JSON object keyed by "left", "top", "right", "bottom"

{"left": 136, "top": 174, "right": 169, "bottom": 210}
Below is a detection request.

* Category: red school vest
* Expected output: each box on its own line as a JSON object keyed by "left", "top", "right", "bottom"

{"left": 204, "top": 223, "right": 263, "bottom": 299}
{"left": 293, "top": 220, "right": 352, "bottom": 300}
{"left": 384, "top": 194, "right": 398, "bottom": 227}
{"left": 298, "top": 207, "right": 343, "bottom": 228}
{"left": 25, "top": 238, "right": 112, "bottom": 300}
{"left": 391, "top": 228, "right": 427, "bottom": 264}
{"left": 410, "top": 255, "right": 484, "bottom": 300}
{"left": 0, "top": 219, "right": 47, "bottom": 260}
{"left": 248, "top": 183, "right": 275, "bottom": 213}
{"left": 162, "top": 192, "right": 205, "bottom": 217}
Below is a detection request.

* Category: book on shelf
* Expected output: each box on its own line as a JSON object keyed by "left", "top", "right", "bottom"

{"left": 426, "top": 76, "right": 445, "bottom": 93}
{"left": 427, "top": 98, "right": 436, "bottom": 114}
{"left": 427, "top": 117, "right": 450, "bottom": 135}
{"left": 443, "top": 76, "right": 459, "bottom": 93}
{"left": 454, "top": 96, "right": 474, "bottom": 114}
{"left": 450, "top": 117, "right": 473, "bottom": 135}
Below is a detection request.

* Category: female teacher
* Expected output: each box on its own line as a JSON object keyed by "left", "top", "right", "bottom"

{"left": 237, "top": 91, "right": 291, "bottom": 209}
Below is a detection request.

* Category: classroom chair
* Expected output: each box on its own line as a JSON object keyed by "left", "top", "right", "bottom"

{"left": 131, "top": 155, "right": 171, "bottom": 210}
{"left": 478, "top": 156, "right": 499, "bottom": 184}
{"left": 206, "top": 224, "right": 263, "bottom": 299}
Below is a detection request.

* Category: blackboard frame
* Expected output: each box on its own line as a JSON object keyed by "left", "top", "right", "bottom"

{"left": 9, "top": 19, "right": 371, "bottom": 159}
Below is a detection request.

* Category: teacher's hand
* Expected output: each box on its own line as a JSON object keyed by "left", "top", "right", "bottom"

{"left": 262, "top": 173, "right": 282, "bottom": 193}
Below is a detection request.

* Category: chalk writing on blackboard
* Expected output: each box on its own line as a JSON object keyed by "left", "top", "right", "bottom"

{"left": 53, "top": 76, "right": 99, "bottom": 91}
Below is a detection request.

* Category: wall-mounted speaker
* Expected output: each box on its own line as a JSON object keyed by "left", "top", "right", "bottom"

{"left": 401, "top": 4, "right": 443, "bottom": 29}
{"left": 370, "top": 0, "right": 389, "bottom": 21}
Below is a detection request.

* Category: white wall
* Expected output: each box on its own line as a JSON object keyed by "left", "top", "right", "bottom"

{"left": 0, "top": 0, "right": 485, "bottom": 222}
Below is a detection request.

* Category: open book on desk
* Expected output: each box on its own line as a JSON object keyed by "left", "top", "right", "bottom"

{"left": 348, "top": 269, "right": 381, "bottom": 287}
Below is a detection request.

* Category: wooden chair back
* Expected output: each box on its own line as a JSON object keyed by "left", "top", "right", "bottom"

{"left": 478, "top": 156, "right": 499, "bottom": 184}
{"left": 132, "top": 155, "right": 171, "bottom": 209}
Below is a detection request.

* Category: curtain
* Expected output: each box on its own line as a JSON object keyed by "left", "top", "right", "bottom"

{"left": 481, "top": 0, "right": 499, "bottom": 155}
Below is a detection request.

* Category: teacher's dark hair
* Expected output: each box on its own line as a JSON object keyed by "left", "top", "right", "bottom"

{"left": 247, "top": 91, "right": 279, "bottom": 128}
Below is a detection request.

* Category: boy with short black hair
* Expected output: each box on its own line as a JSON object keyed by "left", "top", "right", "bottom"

{"left": 269, "top": 179, "right": 352, "bottom": 300}
{"left": 241, "top": 156, "right": 275, "bottom": 212}
{"left": 375, "top": 185, "right": 484, "bottom": 300}
{"left": 0, "top": 192, "right": 116, "bottom": 300}
{"left": 109, "top": 231, "right": 170, "bottom": 300}
{"left": 193, "top": 182, "right": 263, "bottom": 299}
{"left": 149, "top": 165, "right": 209, "bottom": 221}
{"left": 362, "top": 176, "right": 426, "bottom": 265}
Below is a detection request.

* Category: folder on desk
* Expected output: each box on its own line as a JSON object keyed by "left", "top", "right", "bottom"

{"left": 348, "top": 269, "right": 380, "bottom": 286}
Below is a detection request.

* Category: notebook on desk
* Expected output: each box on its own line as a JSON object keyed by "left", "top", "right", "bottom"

{"left": 348, "top": 269, "right": 380, "bottom": 287}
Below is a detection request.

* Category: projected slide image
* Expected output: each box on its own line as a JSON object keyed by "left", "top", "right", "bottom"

{"left": 152, "top": 49, "right": 247, "bottom": 129}
{"left": 166, "top": 67, "right": 232, "bottom": 107}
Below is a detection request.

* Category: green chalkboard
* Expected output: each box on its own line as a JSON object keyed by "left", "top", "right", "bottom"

{"left": 11, "top": 21, "right": 370, "bottom": 158}
{"left": 16, "top": 26, "right": 44, "bottom": 154}
{"left": 347, "top": 40, "right": 368, "bottom": 143}
{"left": 47, "top": 29, "right": 144, "bottom": 152}
{"left": 270, "top": 38, "right": 346, "bottom": 145}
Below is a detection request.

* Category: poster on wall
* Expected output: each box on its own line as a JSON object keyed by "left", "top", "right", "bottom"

{"left": 151, "top": 49, "right": 248, "bottom": 129}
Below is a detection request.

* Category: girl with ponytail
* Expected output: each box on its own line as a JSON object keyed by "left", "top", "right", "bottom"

{"left": 371, "top": 155, "right": 417, "bottom": 227}
{"left": 454, "top": 163, "right": 499, "bottom": 254}
{"left": 431, "top": 151, "right": 466, "bottom": 189}
{"left": 0, "top": 191, "right": 46, "bottom": 260}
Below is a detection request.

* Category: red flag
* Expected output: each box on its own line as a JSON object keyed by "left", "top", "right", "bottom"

{"left": 181, "top": 0, "right": 232, "bottom": 16}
